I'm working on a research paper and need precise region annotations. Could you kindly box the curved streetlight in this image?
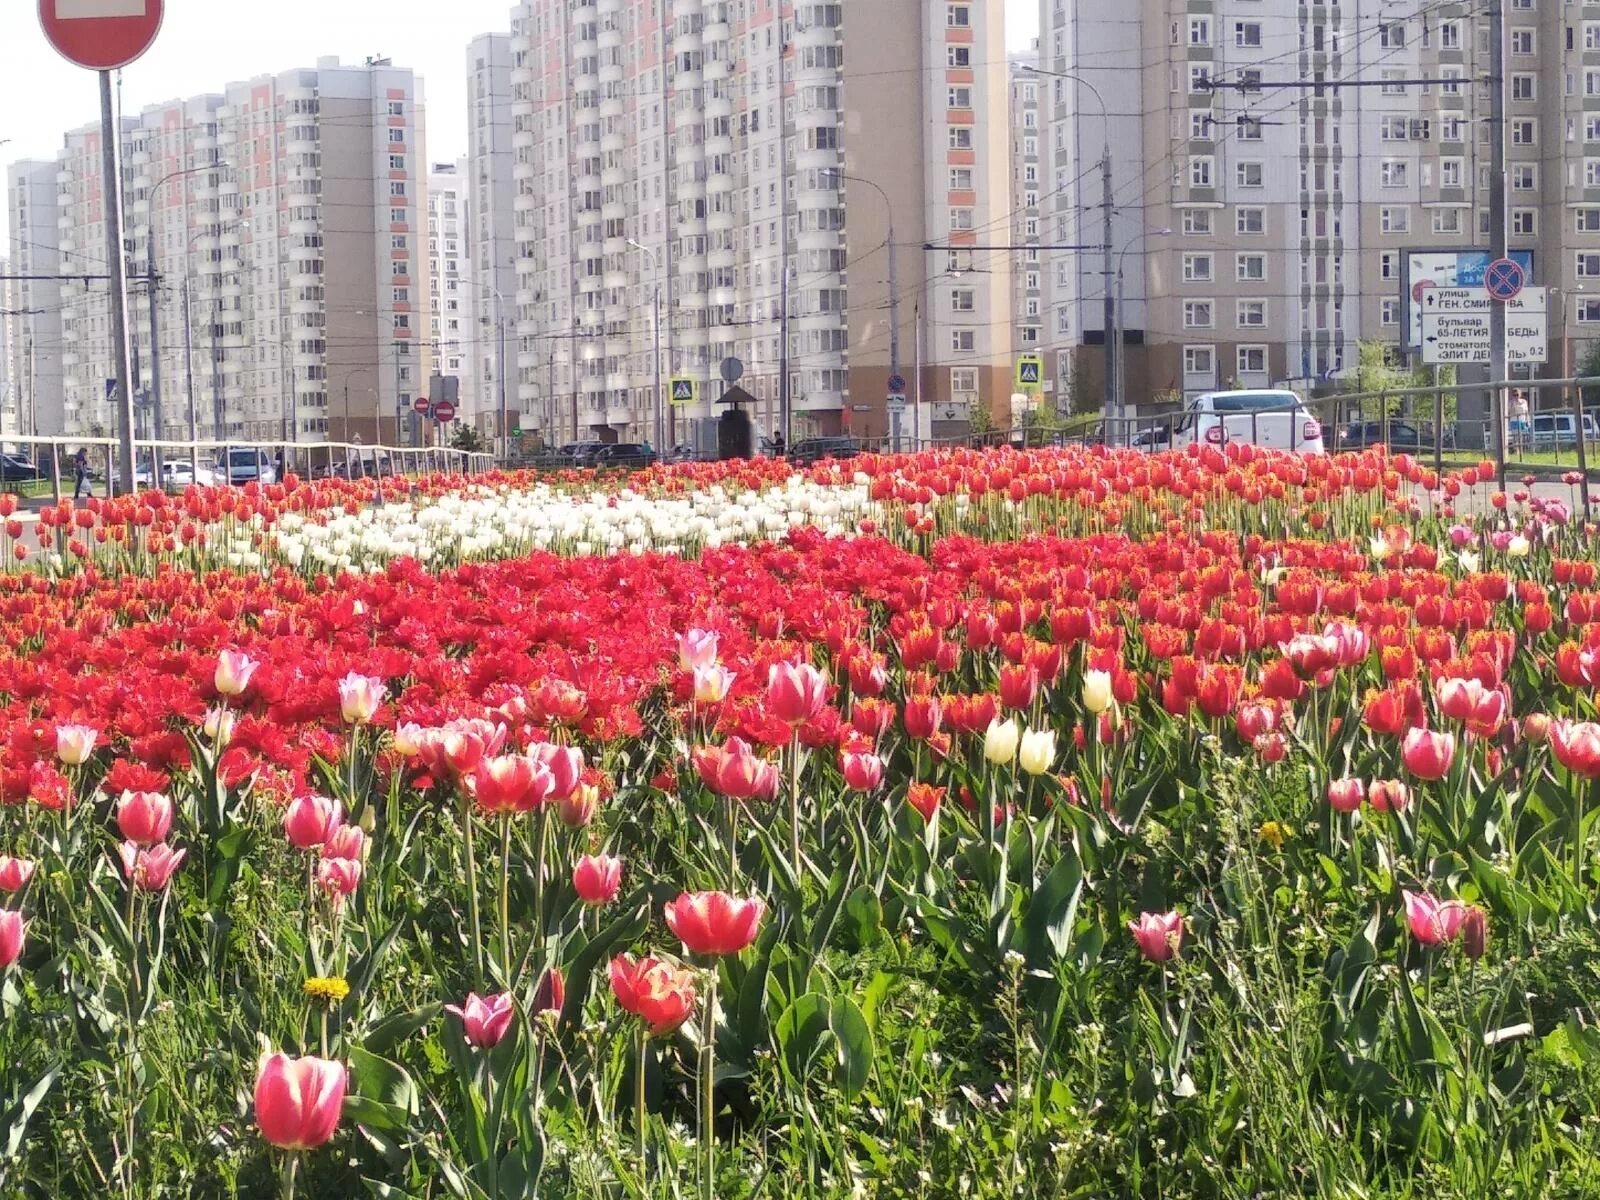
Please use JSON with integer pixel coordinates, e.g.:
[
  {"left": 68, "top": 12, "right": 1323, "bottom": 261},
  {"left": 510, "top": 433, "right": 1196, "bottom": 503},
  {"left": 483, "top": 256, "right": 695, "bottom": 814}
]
[
  {"left": 1113, "top": 228, "right": 1172, "bottom": 437},
  {"left": 626, "top": 238, "right": 665, "bottom": 452}
]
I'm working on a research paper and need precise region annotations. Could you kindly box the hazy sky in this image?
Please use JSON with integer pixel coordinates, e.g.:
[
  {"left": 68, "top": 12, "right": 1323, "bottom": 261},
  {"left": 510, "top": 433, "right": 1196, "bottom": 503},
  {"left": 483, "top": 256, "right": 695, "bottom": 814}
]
[{"left": 1, "top": 0, "right": 1041, "bottom": 246}]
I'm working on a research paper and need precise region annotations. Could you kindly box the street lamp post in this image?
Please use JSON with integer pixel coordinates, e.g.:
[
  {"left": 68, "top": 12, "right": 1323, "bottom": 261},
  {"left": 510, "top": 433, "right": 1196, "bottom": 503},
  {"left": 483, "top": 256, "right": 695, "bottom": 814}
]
[
  {"left": 1022, "top": 65, "right": 1114, "bottom": 429},
  {"left": 142, "top": 162, "right": 216, "bottom": 474},
  {"left": 627, "top": 238, "right": 665, "bottom": 452},
  {"left": 1113, "top": 227, "right": 1172, "bottom": 444},
  {"left": 822, "top": 167, "right": 900, "bottom": 437}
]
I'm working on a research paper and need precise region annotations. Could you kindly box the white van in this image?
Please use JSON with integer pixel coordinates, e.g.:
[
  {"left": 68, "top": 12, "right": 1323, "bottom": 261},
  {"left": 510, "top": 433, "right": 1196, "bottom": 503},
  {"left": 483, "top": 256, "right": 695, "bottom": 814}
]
[
  {"left": 1526, "top": 412, "right": 1599, "bottom": 451},
  {"left": 1172, "top": 390, "right": 1326, "bottom": 454}
]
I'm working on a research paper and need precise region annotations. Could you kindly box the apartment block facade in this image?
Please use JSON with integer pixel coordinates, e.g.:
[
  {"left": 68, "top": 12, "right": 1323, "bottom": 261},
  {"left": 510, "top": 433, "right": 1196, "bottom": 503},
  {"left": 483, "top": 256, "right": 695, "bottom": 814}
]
[
  {"left": 467, "top": 32, "right": 518, "bottom": 438},
  {"left": 428, "top": 160, "right": 486, "bottom": 431},
  {"left": 4, "top": 160, "right": 66, "bottom": 438},
  {"left": 500, "top": 0, "right": 1013, "bottom": 447},
  {"left": 1009, "top": 48, "right": 1044, "bottom": 416},
  {"left": 7, "top": 58, "right": 428, "bottom": 446},
  {"left": 1039, "top": 0, "right": 1600, "bottom": 408}
]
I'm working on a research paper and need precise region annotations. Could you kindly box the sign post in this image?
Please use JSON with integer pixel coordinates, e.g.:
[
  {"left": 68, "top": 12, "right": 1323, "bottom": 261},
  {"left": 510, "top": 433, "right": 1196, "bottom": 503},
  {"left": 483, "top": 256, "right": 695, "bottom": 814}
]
[{"left": 38, "top": 0, "right": 165, "bottom": 497}]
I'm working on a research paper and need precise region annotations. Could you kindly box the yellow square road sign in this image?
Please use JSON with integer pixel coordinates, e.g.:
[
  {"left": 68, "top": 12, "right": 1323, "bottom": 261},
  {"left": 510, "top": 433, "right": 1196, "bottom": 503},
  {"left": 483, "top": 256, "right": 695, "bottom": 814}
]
[
  {"left": 1015, "top": 355, "right": 1044, "bottom": 390},
  {"left": 669, "top": 376, "right": 698, "bottom": 407}
]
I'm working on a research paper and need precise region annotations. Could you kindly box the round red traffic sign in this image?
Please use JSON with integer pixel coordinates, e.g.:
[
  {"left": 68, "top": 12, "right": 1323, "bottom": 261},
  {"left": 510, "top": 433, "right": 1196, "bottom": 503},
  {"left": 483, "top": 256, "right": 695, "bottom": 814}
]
[
  {"left": 432, "top": 400, "right": 457, "bottom": 424},
  {"left": 412, "top": 396, "right": 430, "bottom": 416},
  {"left": 38, "top": 0, "right": 164, "bottom": 71},
  {"left": 1412, "top": 279, "right": 1436, "bottom": 304}
]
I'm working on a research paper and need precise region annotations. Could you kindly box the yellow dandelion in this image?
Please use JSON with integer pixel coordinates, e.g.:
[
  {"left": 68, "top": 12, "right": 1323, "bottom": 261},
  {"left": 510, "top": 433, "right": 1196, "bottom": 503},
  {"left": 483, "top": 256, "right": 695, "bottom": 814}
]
[
  {"left": 303, "top": 976, "right": 351, "bottom": 1005},
  {"left": 1257, "top": 820, "right": 1290, "bottom": 851}
]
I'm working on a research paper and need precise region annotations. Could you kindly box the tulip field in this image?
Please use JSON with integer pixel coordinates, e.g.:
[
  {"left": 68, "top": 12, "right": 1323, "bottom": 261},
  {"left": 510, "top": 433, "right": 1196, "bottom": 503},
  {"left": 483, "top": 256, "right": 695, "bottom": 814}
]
[{"left": 4, "top": 444, "right": 1600, "bottom": 1198}]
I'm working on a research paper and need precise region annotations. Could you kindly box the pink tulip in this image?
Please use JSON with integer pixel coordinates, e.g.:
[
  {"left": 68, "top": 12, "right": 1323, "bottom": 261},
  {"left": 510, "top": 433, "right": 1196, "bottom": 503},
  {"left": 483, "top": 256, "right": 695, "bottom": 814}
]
[
  {"left": 678, "top": 628, "right": 720, "bottom": 673},
  {"left": 316, "top": 857, "right": 362, "bottom": 902},
  {"left": 1551, "top": 719, "right": 1600, "bottom": 779},
  {"left": 1321, "top": 620, "right": 1369, "bottom": 668},
  {"left": 665, "top": 890, "right": 765, "bottom": 956},
  {"left": 573, "top": 853, "right": 623, "bottom": 905},
  {"left": 840, "top": 749, "right": 885, "bottom": 792},
  {"left": 337, "top": 672, "right": 386, "bottom": 725},
  {"left": 283, "top": 795, "right": 341, "bottom": 850},
  {"left": 444, "top": 991, "right": 516, "bottom": 1048},
  {"left": 1128, "top": 910, "right": 1184, "bottom": 962},
  {"left": 1403, "top": 889, "right": 1467, "bottom": 947},
  {"left": 55, "top": 723, "right": 98, "bottom": 766},
  {"left": 116, "top": 790, "right": 174, "bottom": 847},
  {"left": 1448, "top": 523, "right": 1474, "bottom": 547},
  {"left": 1400, "top": 727, "right": 1456, "bottom": 781},
  {"left": 766, "top": 662, "right": 828, "bottom": 725},
  {"left": 0, "top": 910, "right": 24, "bottom": 968},
  {"left": 253, "top": 1053, "right": 346, "bottom": 1150},
  {"left": 322, "top": 824, "right": 365, "bottom": 863},
  {"left": 117, "top": 841, "right": 187, "bottom": 892},
  {"left": 527, "top": 741, "right": 584, "bottom": 801},
  {"left": 214, "top": 649, "right": 259, "bottom": 698},
  {"left": 0, "top": 856, "right": 36, "bottom": 893},
  {"left": 1368, "top": 779, "right": 1411, "bottom": 812},
  {"left": 556, "top": 782, "right": 601, "bottom": 828},
  {"left": 1327, "top": 778, "right": 1364, "bottom": 813},
  {"left": 692, "top": 664, "right": 735, "bottom": 704}
]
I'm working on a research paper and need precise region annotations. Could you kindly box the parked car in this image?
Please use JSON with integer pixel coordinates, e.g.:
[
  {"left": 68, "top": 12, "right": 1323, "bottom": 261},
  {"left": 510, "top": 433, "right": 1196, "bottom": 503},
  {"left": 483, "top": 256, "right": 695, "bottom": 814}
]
[
  {"left": 224, "top": 448, "right": 278, "bottom": 486},
  {"left": 1172, "top": 390, "right": 1326, "bottom": 454},
  {"left": 534, "top": 442, "right": 608, "bottom": 469},
  {"left": 592, "top": 443, "right": 658, "bottom": 470},
  {"left": 1129, "top": 426, "right": 1172, "bottom": 452},
  {"left": 0, "top": 454, "right": 44, "bottom": 483},
  {"left": 159, "top": 460, "right": 221, "bottom": 488},
  {"left": 787, "top": 436, "right": 862, "bottom": 466},
  {"left": 1335, "top": 421, "right": 1434, "bottom": 453},
  {"left": 1525, "top": 412, "right": 1600, "bottom": 451}
]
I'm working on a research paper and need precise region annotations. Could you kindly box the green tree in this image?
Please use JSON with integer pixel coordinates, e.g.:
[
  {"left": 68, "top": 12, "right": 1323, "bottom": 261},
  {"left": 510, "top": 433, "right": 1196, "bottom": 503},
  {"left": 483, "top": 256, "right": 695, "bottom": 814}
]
[{"left": 449, "top": 424, "right": 485, "bottom": 453}]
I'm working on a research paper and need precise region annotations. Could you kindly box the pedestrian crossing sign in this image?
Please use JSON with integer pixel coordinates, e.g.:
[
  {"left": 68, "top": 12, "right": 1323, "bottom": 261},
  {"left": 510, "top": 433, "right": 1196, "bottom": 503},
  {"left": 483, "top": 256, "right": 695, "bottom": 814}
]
[
  {"left": 1015, "top": 355, "right": 1044, "bottom": 390},
  {"left": 670, "top": 376, "right": 697, "bottom": 406}
]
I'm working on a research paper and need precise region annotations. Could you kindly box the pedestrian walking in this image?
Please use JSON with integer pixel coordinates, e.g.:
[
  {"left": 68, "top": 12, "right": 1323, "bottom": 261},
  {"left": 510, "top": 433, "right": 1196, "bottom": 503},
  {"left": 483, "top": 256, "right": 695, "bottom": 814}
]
[{"left": 72, "top": 448, "right": 89, "bottom": 500}]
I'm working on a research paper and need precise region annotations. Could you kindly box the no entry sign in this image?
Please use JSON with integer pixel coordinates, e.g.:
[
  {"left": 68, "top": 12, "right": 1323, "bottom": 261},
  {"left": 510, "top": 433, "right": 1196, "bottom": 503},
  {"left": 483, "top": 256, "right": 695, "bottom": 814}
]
[{"left": 39, "top": 0, "right": 164, "bottom": 70}]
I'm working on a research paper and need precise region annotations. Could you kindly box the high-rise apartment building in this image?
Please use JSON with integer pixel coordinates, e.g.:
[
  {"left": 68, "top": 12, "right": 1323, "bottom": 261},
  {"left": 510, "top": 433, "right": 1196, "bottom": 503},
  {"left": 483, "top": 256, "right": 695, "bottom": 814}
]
[
  {"left": 467, "top": 32, "right": 517, "bottom": 438},
  {"left": 427, "top": 160, "right": 484, "bottom": 431},
  {"left": 1010, "top": 48, "right": 1044, "bottom": 408},
  {"left": 1039, "top": 0, "right": 1600, "bottom": 408},
  {"left": 5, "top": 160, "right": 66, "bottom": 438},
  {"left": 8, "top": 58, "right": 428, "bottom": 445},
  {"left": 502, "top": 0, "right": 1013, "bottom": 447}
]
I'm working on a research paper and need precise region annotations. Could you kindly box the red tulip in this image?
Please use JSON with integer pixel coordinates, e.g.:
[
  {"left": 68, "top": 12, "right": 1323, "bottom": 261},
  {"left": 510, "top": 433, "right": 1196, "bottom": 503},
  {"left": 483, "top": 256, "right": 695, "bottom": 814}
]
[
  {"left": 322, "top": 824, "right": 365, "bottom": 863},
  {"left": 766, "top": 662, "right": 828, "bottom": 725},
  {"left": 284, "top": 795, "right": 341, "bottom": 850},
  {"left": 254, "top": 1053, "right": 347, "bottom": 1150},
  {"left": 1401, "top": 727, "right": 1456, "bottom": 780},
  {"left": 840, "top": 749, "right": 885, "bottom": 792},
  {"left": 573, "top": 853, "right": 623, "bottom": 905},
  {"left": 664, "top": 890, "right": 765, "bottom": 956},
  {"left": 998, "top": 663, "right": 1039, "bottom": 711},
  {"left": 0, "top": 856, "right": 35, "bottom": 893},
  {"left": 903, "top": 694, "right": 943, "bottom": 741},
  {"left": 905, "top": 781, "right": 944, "bottom": 823},
  {"left": 0, "top": 910, "right": 24, "bottom": 968},
  {"left": 1128, "top": 910, "right": 1184, "bottom": 962},
  {"left": 1402, "top": 890, "right": 1467, "bottom": 947},
  {"left": 444, "top": 992, "right": 516, "bottom": 1048},
  {"left": 115, "top": 789, "right": 174, "bottom": 847},
  {"left": 1551, "top": 719, "right": 1600, "bottom": 778},
  {"left": 1461, "top": 906, "right": 1489, "bottom": 959},
  {"left": 117, "top": 841, "right": 187, "bottom": 892},
  {"left": 609, "top": 953, "right": 697, "bottom": 1036},
  {"left": 533, "top": 966, "right": 566, "bottom": 1015},
  {"left": 469, "top": 754, "right": 554, "bottom": 815},
  {"left": 1368, "top": 779, "right": 1411, "bottom": 812},
  {"left": 1327, "top": 778, "right": 1364, "bottom": 813}
]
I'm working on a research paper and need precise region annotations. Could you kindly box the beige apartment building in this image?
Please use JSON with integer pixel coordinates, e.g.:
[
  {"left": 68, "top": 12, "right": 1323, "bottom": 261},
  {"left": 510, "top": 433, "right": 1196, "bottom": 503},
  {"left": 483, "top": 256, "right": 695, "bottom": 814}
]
[
  {"left": 1040, "top": 0, "right": 1600, "bottom": 409},
  {"left": 498, "top": 0, "right": 1014, "bottom": 448},
  {"left": 7, "top": 58, "right": 428, "bottom": 446}
]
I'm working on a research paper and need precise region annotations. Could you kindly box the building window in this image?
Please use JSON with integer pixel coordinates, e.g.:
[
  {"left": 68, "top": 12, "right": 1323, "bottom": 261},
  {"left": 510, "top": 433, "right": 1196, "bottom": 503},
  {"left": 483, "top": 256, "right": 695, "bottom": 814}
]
[
  {"left": 1379, "top": 23, "right": 1405, "bottom": 49},
  {"left": 1577, "top": 252, "right": 1600, "bottom": 278},
  {"left": 1189, "top": 16, "right": 1211, "bottom": 45},
  {"left": 1380, "top": 253, "right": 1396, "bottom": 280},
  {"left": 1510, "top": 29, "right": 1534, "bottom": 55},
  {"left": 1579, "top": 298, "right": 1600, "bottom": 323},
  {"left": 951, "top": 288, "right": 975, "bottom": 312},
  {"left": 1512, "top": 164, "right": 1538, "bottom": 190},
  {"left": 1511, "top": 209, "right": 1537, "bottom": 237},
  {"left": 949, "top": 168, "right": 973, "bottom": 190},
  {"left": 950, "top": 208, "right": 974, "bottom": 229},
  {"left": 1380, "top": 160, "right": 1409, "bottom": 187},
  {"left": 1588, "top": 160, "right": 1600, "bottom": 188},
  {"left": 1381, "top": 298, "right": 1400, "bottom": 326},
  {"left": 1183, "top": 346, "right": 1215, "bottom": 375},
  {"left": 1189, "top": 66, "right": 1211, "bottom": 92},
  {"left": 951, "top": 329, "right": 975, "bottom": 352},
  {"left": 947, "top": 46, "right": 971, "bottom": 67},
  {"left": 1237, "top": 346, "right": 1267, "bottom": 375},
  {"left": 1380, "top": 116, "right": 1410, "bottom": 141},
  {"left": 388, "top": 101, "right": 404, "bottom": 116},
  {"left": 1512, "top": 74, "right": 1536, "bottom": 102},
  {"left": 1439, "top": 159, "right": 1463, "bottom": 189},
  {"left": 1577, "top": 208, "right": 1600, "bottom": 233},
  {"left": 1190, "top": 156, "right": 1214, "bottom": 187},
  {"left": 1440, "top": 117, "right": 1465, "bottom": 142},
  {"left": 1380, "top": 207, "right": 1410, "bottom": 234},
  {"left": 1181, "top": 210, "right": 1212, "bottom": 236},
  {"left": 1432, "top": 209, "right": 1462, "bottom": 235},
  {"left": 949, "top": 127, "right": 973, "bottom": 150},
  {"left": 1236, "top": 161, "right": 1264, "bottom": 187},
  {"left": 1182, "top": 253, "right": 1213, "bottom": 282},
  {"left": 1236, "top": 206, "right": 1265, "bottom": 234},
  {"left": 1237, "top": 300, "right": 1266, "bottom": 328},
  {"left": 946, "top": 5, "right": 970, "bottom": 27},
  {"left": 1511, "top": 119, "right": 1537, "bottom": 146},
  {"left": 1236, "top": 254, "right": 1266, "bottom": 282},
  {"left": 1236, "top": 116, "right": 1263, "bottom": 141},
  {"left": 947, "top": 87, "right": 971, "bottom": 109},
  {"left": 1183, "top": 300, "right": 1214, "bottom": 329},
  {"left": 1234, "top": 21, "right": 1261, "bottom": 47}
]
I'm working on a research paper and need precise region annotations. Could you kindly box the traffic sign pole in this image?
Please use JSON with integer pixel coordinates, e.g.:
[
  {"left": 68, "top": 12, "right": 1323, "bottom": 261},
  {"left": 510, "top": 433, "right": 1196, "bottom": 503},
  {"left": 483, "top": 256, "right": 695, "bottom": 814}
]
[{"left": 100, "top": 69, "right": 137, "bottom": 497}]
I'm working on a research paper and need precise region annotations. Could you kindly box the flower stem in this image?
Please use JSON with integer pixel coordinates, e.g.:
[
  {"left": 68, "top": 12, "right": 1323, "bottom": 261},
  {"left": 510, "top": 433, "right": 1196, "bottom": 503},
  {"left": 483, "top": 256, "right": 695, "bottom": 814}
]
[
  {"left": 788, "top": 731, "right": 801, "bottom": 876},
  {"left": 636, "top": 1027, "right": 649, "bottom": 1170},
  {"left": 701, "top": 969, "right": 718, "bottom": 1200},
  {"left": 498, "top": 815, "right": 513, "bottom": 985},
  {"left": 461, "top": 792, "right": 484, "bottom": 988},
  {"left": 280, "top": 1152, "right": 299, "bottom": 1200},
  {"left": 726, "top": 800, "right": 740, "bottom": 889}
]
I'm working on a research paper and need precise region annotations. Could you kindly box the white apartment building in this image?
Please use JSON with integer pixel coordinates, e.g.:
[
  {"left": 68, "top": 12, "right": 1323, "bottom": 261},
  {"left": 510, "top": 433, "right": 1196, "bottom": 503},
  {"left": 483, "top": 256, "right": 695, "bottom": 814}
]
[
  {"left": 503, "top": 0, "right": 1013, "bottom": 448},
  {"left": 427, "top": 160, "right": 485, "bottom": 433},
  {"left": 1009, "top": 49, "right": 1044, "bottom": 404},
  {"left": 1039, "top": 0, "right": 1600, "bottom": 409},
  {"left": 5, "top": 160, "right": 66, "bottom": 438},
  {"left": 9, "top": 58, "right": 428, "bottom": 446},
  {"left": 0, "top": 260, "right": 12, "bottom": 439},
  {"left": 467, "top": 32, "right": 517, "bottom": 439}
]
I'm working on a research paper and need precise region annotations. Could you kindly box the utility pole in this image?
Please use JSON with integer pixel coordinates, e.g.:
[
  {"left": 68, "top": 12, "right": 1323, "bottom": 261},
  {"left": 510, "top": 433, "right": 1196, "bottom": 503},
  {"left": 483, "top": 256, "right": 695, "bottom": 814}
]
[
  {"left": 1100, "top": 150, "right": 1115, "bottom": 435},
  {"left": 1488, "top": 0, "right": 1508, "bottom": 488},
  {"left": 100, "top": 71, "right": 137, "bottom": 497},
  {"left": 778, "top": 38, "right": 792, "bottom": 447},
  {"left": 182, "top": 277, "right": 198, "bottom": 474}
]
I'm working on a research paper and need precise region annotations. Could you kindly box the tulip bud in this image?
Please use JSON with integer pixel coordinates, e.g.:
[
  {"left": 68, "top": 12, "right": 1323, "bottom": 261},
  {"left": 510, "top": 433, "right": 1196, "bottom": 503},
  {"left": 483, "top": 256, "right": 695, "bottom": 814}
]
[
  {"left": 1081, "top": 669, "right": 1114, "bottom": 715},
  {"left": 54, "top": 723, "right": 98, "bottom": 766},
  {"left": 1327, "top": 778, "right": 1363, "bottom": 813},
  {"left": 983, "top": 717, "right": 1020, "bottom": 765},
  {"left": 1461, "top": 906, "right": 1489, "bottom": 960},
  {"left": 558, "top": 782, "right": 601, "bottom": 828},
  {"left": 215, "top": 649, "right": 259, "bottom": 698},
  {"left": 1522, "top": 713, "right": 1551, "bottom": 745},
  {"left": 1017, "top": 727, "right": 1057, "bottom": 776}
]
